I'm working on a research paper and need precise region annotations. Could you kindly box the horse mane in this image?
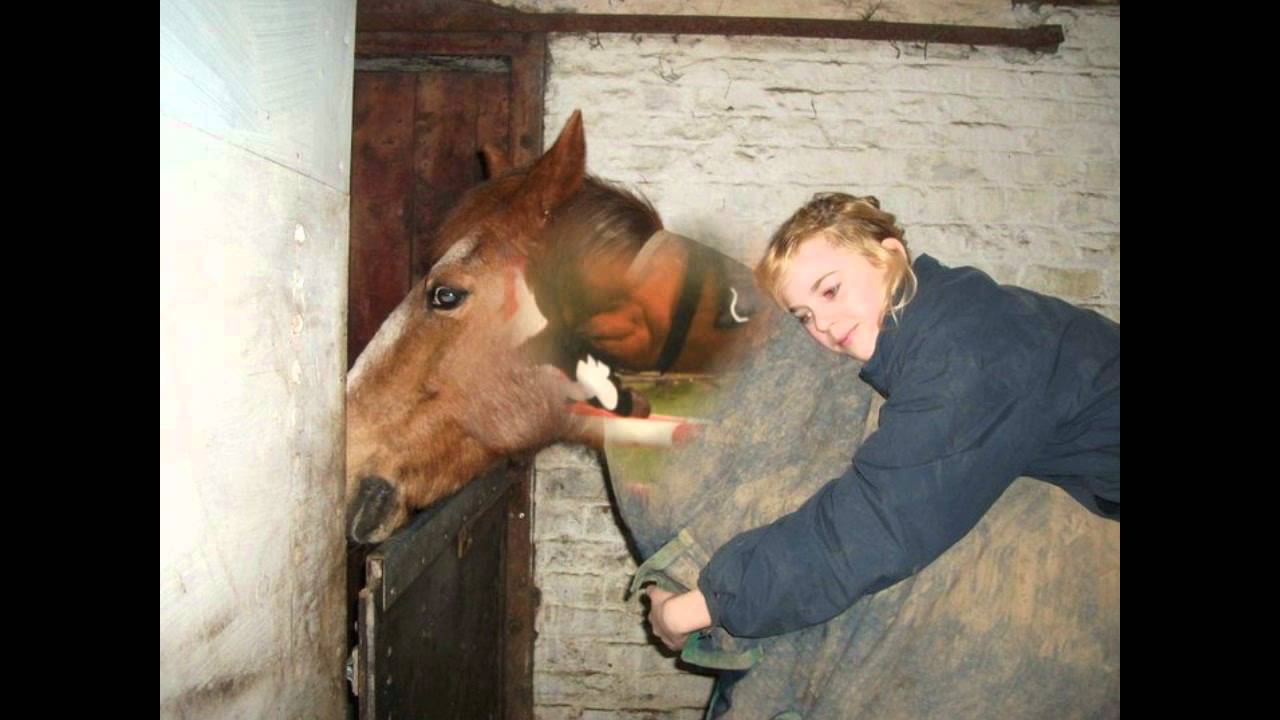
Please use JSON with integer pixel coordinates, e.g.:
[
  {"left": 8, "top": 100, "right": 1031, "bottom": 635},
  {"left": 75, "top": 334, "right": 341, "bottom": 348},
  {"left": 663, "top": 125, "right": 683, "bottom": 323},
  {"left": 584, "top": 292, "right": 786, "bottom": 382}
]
[
  {"left": 528, "top": 175, "right": 662, "bottom": 323},
  {"left": 546, "top": 175, "right": 662, "bottom": 261}
]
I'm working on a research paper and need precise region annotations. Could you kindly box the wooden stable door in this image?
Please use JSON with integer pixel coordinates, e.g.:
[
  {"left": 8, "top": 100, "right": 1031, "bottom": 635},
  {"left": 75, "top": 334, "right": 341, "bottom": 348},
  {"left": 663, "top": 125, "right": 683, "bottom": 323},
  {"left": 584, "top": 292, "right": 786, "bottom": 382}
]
[
  {"left": 346, "top": 31, "right": 545, "bottom": 720},
  {"left": 349, "top": 62, "right": 510, "bottom": 364}
]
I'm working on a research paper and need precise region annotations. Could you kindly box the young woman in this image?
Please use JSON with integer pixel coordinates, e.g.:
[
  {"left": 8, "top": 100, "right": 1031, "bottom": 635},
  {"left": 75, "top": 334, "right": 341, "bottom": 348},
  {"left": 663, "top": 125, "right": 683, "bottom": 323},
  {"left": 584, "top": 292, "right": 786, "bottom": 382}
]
[{"left": 645, "top": 191, "right": 1120, "bottom": 647}]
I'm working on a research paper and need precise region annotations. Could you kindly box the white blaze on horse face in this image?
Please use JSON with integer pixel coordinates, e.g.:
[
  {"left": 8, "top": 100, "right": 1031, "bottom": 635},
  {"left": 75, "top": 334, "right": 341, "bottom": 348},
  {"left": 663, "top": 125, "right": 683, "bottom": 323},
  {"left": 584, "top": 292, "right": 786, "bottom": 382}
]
[
  {"left": 347, "top": 293, "right": 414, "bottom": 391},
  {"left": 348, "top": 234, "right": 483, "bottom": 392},
  {"left": 506, "top": 267, "right": 548, "bottom": 348},
  {"left": 430, "top": 233, "right": 480, "bottom": 272}
]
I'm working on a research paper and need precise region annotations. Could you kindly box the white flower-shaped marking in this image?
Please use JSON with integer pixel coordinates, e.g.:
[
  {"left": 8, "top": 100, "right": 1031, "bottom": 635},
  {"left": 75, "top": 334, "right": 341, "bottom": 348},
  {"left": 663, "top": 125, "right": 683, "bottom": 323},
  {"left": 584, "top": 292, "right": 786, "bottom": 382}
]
[{"left": 575, "top": 354, "right": 618, "bottom": 411}]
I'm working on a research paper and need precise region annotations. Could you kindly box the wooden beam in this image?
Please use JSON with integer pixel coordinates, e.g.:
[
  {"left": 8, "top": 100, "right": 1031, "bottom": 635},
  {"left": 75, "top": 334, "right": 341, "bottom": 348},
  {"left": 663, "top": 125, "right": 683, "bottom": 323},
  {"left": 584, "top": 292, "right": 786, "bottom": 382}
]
[
  {"left": 508, "top": 33, "right": 546, "bottom": 165},
  {"left": 356, "top": 29, "right": 536, "bottom": 57},
  {"left": 358, "top": 1, "right": 1065, "bottom": 52},
  {"left": 1013, "top": 1, "right": 1118, "bottom": 6}
]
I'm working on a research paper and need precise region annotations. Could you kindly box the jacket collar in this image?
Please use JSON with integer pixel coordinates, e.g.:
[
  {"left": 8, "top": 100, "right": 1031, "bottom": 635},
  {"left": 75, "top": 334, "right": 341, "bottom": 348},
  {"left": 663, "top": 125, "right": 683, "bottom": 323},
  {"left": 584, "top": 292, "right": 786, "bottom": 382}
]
[{"left": 858, "top": 253, "right": 945, "bottom": 395}]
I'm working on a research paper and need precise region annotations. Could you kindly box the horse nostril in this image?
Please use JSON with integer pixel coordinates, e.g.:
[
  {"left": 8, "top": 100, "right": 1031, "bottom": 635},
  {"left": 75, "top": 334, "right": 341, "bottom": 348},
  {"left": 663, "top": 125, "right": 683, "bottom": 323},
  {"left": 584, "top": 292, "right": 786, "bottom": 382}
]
[{"left": 347, "top": 476, "right": 400, "bottom": 545}]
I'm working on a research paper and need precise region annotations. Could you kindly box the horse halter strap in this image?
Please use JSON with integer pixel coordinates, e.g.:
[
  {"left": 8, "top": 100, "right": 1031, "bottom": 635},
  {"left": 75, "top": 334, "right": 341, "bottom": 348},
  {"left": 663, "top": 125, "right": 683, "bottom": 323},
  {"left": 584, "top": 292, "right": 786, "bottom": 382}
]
[{"left": 628, "top": 229, "right": 705, "bottom": 374}]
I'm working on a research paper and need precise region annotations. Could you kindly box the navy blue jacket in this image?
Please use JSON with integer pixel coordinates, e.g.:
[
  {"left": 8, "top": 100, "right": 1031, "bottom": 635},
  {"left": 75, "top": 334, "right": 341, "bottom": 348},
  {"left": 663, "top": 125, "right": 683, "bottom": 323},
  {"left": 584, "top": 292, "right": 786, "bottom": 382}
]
[{"left": 697, "top": 254, "right": 1120, "bottom": 638}]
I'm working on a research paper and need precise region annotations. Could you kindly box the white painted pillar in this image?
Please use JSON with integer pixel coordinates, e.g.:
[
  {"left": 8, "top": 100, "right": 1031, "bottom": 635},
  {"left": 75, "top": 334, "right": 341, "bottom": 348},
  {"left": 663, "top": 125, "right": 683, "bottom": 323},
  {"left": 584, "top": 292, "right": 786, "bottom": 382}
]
[{"left": 160, "top": 1, "right": 356, "bottom": 716}]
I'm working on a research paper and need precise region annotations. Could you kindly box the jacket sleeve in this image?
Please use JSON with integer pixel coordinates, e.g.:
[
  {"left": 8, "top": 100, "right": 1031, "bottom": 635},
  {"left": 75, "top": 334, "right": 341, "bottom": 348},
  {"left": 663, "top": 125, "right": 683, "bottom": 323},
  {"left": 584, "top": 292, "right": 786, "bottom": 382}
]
[{"left": 696, "top": 351, "right": 1053, "bottom": 638}]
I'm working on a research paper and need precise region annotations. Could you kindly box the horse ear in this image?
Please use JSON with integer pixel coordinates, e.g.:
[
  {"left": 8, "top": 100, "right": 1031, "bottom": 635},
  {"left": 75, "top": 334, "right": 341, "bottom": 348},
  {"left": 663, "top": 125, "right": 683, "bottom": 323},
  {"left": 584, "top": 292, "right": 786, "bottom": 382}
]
[
  {"left": 510, "top": 110, "right": 586, "bottom": 233},
  {"left": 480, "top": 144, "right": 510, "bottom": 179}
]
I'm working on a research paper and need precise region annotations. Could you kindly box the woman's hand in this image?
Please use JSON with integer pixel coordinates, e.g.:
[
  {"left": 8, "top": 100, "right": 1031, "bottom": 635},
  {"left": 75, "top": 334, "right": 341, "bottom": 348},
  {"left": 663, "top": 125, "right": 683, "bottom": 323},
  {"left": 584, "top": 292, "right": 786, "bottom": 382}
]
[{"left": 644, "top": 587, "right": 713, "bottom": 652}]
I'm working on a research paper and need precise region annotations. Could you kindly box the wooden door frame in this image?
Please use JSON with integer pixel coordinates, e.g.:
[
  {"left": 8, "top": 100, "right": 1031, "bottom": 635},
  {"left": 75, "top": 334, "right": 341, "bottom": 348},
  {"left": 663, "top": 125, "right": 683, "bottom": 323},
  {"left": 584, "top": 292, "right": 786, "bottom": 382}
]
[
  {"left": 356, "top": 31, "right": 546, "bottom": 168},
  {"left": 351, "top": 29, "right": 546, "bottom": 720}
]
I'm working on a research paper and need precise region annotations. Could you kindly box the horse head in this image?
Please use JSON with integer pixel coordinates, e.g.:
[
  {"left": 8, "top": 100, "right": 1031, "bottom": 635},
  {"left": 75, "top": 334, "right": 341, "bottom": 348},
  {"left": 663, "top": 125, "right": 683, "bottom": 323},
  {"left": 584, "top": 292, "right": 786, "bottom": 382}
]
[
  {"left": 345, "top": 110, "right": 766, "bottom": 543},
  {"left": 345, "top": 112, "right": 595, "bottom": 544}
]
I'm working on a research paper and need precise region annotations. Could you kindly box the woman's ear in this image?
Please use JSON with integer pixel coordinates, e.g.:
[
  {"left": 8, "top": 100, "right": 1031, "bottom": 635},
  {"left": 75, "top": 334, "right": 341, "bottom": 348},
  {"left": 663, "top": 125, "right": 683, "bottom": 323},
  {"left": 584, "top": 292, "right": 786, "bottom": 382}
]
[{"left": 881, "top": 237, "right": 907, "bottom": 260}]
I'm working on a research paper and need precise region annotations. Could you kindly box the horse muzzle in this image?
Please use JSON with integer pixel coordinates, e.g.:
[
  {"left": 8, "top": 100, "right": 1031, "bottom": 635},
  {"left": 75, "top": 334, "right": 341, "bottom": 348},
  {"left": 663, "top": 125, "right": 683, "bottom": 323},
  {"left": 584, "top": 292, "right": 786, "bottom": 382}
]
[{"left": 346, "top": 476, "right": 404, "bottom": 545}]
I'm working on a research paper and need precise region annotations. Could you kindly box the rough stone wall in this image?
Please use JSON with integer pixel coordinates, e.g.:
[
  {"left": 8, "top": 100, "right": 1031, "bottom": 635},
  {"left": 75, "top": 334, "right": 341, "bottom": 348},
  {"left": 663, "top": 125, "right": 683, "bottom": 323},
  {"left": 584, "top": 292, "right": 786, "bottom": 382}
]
[
  {"left": 534, "top": 445, "right": 717, "bottom": 719},
  {"left": 531, "top": 3, "right": 1119, "bottom": 718}
]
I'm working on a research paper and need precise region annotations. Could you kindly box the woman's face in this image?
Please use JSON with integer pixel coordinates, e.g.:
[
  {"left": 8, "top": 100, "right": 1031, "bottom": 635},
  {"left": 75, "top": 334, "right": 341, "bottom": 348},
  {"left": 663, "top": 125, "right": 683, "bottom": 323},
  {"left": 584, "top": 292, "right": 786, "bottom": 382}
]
[{"left": 779, "top": 234, "right": 904, "bottom": 362}]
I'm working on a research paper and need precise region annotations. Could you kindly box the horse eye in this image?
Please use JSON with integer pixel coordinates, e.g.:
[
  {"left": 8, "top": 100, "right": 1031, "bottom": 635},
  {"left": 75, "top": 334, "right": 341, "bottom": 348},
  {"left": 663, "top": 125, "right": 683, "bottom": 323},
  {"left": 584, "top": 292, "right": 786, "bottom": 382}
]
[{"left": 429, "top": 285, "right": 468, "bottom": 310}]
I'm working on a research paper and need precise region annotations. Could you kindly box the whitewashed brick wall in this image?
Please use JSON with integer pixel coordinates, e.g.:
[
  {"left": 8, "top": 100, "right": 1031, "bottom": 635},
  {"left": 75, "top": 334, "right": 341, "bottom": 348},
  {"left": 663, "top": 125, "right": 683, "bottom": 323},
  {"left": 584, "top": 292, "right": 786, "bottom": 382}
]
[
  {"left": 533, "top": 4, "right": 1119, "bottom": 717},
  {"left": 534, "top": 444, "right": 716, "bottom": 719}
]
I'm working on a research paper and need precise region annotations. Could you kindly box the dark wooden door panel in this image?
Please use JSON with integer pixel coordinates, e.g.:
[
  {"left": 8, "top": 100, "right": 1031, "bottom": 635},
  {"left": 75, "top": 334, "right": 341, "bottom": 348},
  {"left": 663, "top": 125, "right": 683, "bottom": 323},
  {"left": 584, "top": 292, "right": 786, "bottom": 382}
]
[
  {"left": 357, "top": 463, "right": 530, "bottom": 720},
  {"left": 347, "top": 31, "right": 545, "bottom": 720},
  {"left": 349, "top": 72, "right": 417, "bottom": 366},
  {"left": 349, "top": 63, "right": 518, "bottom": 365},
  {"left": 410, "top": 69, "right": 511, "bottom": 280}
]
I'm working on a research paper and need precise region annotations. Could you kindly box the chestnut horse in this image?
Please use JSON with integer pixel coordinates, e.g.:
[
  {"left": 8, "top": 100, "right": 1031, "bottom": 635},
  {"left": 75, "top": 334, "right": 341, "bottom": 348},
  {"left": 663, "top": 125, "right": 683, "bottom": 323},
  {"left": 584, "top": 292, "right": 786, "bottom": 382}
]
[{"left": 346, "top": 110, "right": 764, "bottom": 544}]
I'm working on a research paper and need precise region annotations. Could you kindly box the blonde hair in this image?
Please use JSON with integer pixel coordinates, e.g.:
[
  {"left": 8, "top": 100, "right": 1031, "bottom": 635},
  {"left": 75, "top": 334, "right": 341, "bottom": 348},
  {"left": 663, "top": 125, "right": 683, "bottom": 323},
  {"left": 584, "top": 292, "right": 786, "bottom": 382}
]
[{"left": 755, "top": 192, "right": 917, "bottom": 324}]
